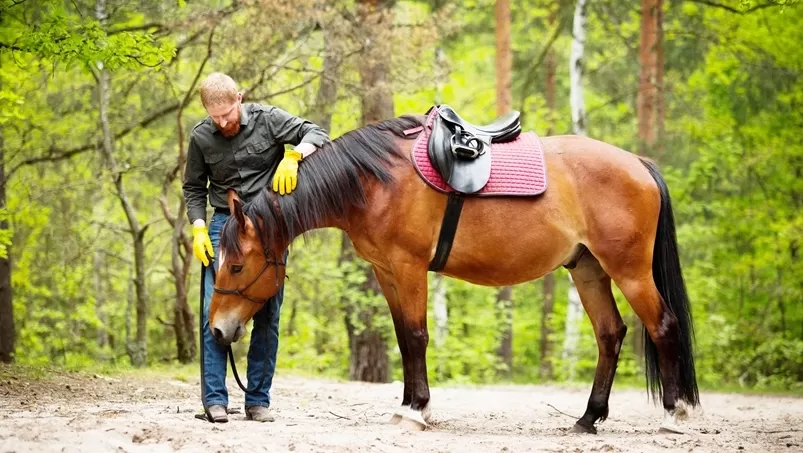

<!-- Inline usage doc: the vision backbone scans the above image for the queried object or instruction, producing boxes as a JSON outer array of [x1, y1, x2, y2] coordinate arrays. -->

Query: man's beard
[[217, 121, 240, 137], [216, 107, 241, 137]]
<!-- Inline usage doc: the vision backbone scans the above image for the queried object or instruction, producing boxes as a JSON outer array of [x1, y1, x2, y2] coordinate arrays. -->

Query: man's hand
[[272, 149, 303, 195], [192, 224, 214, 266]]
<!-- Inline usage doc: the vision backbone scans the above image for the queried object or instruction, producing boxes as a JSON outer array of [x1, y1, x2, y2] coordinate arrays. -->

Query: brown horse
[[209, 114, 699, 434]]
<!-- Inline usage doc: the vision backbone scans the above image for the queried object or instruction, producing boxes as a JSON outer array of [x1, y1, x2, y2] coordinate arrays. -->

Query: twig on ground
[[547, 403, 579, 419], [328, 411, 351, 420]]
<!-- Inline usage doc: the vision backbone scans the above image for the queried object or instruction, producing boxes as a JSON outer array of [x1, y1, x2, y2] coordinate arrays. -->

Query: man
[[182, 72, 329, 423]]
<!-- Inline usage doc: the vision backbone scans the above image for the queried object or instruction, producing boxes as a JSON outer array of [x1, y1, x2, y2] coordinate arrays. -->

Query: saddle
[[426, 104, 521, 193]]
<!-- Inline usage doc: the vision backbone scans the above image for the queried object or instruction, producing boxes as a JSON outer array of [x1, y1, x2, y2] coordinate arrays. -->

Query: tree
[[540, 1, 560, 381], [494, 0, 514, 378], [563, 0, 588, 380], [637, 0, 663, 156], [342, 0, 397, 383]]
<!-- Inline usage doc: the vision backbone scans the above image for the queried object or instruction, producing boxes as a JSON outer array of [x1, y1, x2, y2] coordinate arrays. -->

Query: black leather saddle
[[426, 105, 521, 193]]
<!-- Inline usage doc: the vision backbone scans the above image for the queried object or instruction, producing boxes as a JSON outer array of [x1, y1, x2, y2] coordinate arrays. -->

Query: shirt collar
[[239, 103, 250, 126]]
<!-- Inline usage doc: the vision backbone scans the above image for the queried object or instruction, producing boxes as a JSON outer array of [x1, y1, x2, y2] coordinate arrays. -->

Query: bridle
[[201, 247, 286, 408], [212, 249, 286, 305]]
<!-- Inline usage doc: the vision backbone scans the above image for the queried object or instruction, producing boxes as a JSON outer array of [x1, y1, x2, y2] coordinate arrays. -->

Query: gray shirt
[[182, 103, 329, 223]]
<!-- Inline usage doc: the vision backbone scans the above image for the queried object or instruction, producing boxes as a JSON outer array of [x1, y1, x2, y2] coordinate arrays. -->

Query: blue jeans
[[202, 212, 285, 409]]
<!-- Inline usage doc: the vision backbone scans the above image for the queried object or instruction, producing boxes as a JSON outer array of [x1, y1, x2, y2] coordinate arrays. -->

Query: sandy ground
[[0, 368, 800, 453]]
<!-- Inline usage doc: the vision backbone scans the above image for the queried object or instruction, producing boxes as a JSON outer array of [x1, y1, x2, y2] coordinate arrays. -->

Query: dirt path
[[0, 368, 800, 453]]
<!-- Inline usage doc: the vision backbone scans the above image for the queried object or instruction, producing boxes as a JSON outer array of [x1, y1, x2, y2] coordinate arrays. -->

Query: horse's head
[[209, 189, 287, 345]]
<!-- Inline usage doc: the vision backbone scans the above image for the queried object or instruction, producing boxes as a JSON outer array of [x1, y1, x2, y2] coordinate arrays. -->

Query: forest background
[[0, 0, 800, 394]]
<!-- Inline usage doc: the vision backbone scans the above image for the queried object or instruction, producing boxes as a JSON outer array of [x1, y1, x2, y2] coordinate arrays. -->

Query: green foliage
[[1, 0, 800, 395]]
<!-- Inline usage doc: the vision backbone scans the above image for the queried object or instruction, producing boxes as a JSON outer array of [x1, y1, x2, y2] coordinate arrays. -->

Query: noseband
[[213, 250, 286, 305]]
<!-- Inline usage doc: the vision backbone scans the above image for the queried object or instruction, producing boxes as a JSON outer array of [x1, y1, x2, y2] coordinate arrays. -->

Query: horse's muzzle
[[211, 319, 244, 345]]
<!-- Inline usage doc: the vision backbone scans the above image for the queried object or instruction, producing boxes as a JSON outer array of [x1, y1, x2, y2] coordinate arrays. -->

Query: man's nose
[[220, 120, 228, 128]]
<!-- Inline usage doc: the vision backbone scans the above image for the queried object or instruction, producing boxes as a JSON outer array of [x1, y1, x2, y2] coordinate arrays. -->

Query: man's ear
[[227, 188, 246, 234]]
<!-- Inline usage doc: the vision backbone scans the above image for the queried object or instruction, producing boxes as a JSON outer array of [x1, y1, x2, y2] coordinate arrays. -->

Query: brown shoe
[[207, 405, 229, 423], [245, 405, 275, 422]]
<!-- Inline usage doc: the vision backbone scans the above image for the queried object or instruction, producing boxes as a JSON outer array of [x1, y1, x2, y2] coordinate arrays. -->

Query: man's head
[[200, 72, 242, 137]]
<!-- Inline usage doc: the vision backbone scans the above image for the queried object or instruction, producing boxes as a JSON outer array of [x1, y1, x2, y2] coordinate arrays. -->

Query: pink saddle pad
[[410, 110, 547, 196]]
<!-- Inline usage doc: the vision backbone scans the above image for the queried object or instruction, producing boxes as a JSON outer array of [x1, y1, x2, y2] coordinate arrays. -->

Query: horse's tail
[[640, 158, 699, 407]]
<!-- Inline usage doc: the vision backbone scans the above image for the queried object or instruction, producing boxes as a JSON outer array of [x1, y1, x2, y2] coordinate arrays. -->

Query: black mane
[[219, 114, 425, 259]]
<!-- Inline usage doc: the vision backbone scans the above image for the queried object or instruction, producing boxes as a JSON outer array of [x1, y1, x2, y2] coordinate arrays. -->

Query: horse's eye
[[231, 264, 243, 274]]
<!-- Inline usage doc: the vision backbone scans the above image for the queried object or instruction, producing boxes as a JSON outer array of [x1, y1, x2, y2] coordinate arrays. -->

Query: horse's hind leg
[[614, 274, 693, 433], [567, 252, 627, 434]]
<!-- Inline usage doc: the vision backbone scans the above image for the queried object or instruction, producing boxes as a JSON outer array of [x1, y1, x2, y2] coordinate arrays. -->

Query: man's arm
[[182, 135, 209, 226], [268, 107, 330, 157]]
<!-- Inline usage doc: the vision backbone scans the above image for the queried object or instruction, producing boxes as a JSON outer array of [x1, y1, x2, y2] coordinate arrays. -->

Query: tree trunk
[[96, 0, 148, 367], [358, 0, 395, 125], [540, 273, 555, 380], [634, 0, 664, 367], [495, 0, 512, 117], [93, 249, 109, 350], [0, 130, 14, 364], [341, 232, 389, 382], [539, 2, 558, 382], [494, 0, 514, 377], [312, 19, 340, 133], [343, 0, 396, 383], [158, 31, 217, 364], [564, 0, 588, 380], [432, 274, 448, 374], [637, 0, 664, 157], [496, 285, 513, 377]]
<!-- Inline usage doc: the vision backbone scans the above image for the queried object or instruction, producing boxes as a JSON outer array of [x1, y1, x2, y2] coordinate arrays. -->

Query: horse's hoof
[[399, 411, 428, 432], [659, 401, 693, 434], [658, 420, 692, 435], [570, 422, 597, 434], [389, 406, 409, 424], [421, 403, 432, 423]]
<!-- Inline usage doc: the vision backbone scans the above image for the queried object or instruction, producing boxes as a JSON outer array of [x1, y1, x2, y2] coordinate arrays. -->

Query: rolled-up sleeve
[[268, 107, 330, 148], [182, 135, 209, 223]]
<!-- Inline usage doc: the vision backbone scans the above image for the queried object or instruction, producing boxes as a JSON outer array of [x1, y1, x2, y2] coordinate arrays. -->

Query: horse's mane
[[220, 114, 425, 258]]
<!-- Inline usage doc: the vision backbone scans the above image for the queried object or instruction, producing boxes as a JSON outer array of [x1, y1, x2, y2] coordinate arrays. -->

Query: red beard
[[217, 121, 240, 137]]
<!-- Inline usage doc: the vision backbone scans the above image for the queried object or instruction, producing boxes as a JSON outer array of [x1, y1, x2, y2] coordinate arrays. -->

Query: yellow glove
[[192, 224, 214, 267], [272, 149, 303, 195]]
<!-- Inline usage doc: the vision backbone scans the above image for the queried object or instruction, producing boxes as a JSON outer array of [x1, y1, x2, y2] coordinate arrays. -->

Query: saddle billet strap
[[429, 192, 465, 272]]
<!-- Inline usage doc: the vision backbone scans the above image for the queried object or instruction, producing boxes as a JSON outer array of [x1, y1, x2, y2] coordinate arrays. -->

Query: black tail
[[640, 159, 699, 407]]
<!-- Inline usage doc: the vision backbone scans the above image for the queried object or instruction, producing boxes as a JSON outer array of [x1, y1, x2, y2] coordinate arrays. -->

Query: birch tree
[[562, 0, 588, 380]]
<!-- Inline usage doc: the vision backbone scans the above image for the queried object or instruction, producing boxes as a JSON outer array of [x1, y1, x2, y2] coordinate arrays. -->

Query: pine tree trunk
[[338, 0, 396, 383], [495, 0, 514, 377], [539, 2, 558, 382], [637, 0, 664, 157], [312, 19, 340, 133], [540, 273, 555, 380], [341, 233, 389, 383], [496, 286, 514, 377]]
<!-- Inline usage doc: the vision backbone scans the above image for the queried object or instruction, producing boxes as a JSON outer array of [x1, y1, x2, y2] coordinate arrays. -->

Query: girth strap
[[429, 192, 465, 272]]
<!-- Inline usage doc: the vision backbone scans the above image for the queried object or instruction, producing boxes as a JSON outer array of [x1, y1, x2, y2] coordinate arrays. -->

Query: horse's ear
[[227, 188, 246, 234]]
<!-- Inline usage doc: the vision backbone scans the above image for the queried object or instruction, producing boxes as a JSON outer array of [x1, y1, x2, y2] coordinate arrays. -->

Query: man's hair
[[199, 72, 238, 108]]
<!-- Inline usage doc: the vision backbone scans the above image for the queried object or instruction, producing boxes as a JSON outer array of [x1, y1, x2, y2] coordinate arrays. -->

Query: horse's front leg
[[373, 266, 417, 425], [374, 264, 431, 431]]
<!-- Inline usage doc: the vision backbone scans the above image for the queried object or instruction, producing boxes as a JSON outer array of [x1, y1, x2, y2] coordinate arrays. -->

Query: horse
[[208, 112, 699, 434]]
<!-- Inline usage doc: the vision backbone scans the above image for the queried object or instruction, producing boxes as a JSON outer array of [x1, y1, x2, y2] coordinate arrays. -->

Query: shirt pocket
[[202, 150, 228, 180], [241, 140, 274, 170]]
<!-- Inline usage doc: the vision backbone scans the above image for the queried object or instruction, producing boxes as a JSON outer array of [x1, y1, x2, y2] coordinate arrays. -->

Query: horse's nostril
[[212, 327, 224, 342]]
